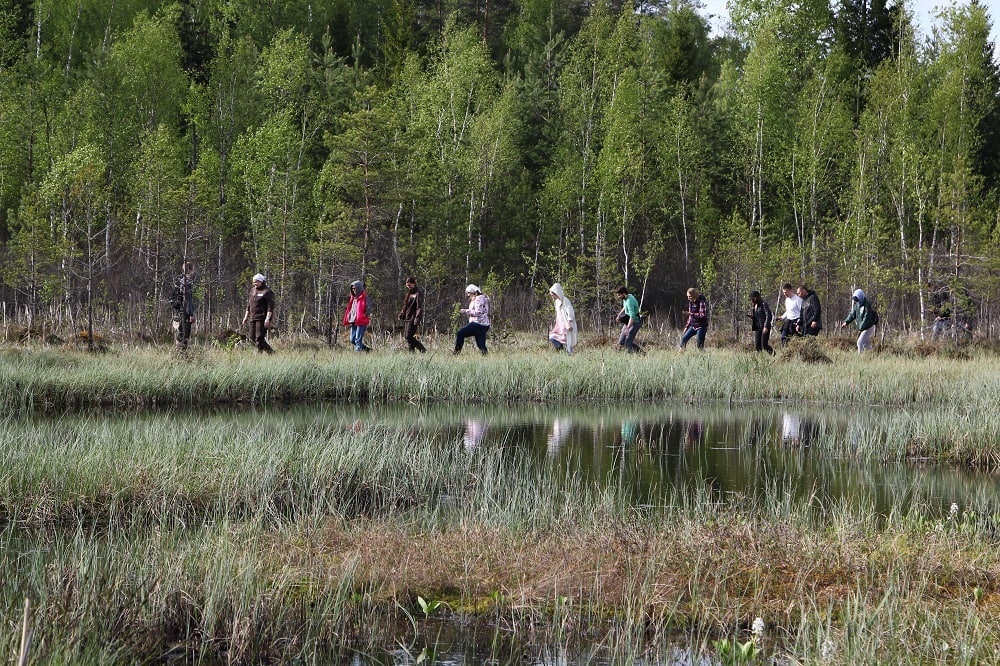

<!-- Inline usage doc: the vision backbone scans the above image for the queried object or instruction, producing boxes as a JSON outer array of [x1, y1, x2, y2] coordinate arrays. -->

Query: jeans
[[617, 319, 642, 353], [456, 322, 489, 354], [781, 318, 800, 345], [680, 326, 706, 349], [349, 324, 368, 351]]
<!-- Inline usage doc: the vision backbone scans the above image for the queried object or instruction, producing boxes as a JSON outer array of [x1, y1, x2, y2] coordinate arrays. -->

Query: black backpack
[[867, 302, 879, 326], [169, 278, 184, 311]]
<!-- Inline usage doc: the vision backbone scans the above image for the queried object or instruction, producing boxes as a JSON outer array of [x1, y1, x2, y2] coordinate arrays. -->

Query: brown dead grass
[[264, 515, 1000, 634]]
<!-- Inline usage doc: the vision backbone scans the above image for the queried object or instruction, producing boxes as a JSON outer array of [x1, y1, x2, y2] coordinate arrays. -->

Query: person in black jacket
[[397, 277, 426, 352], [796, 285, 822, 336], [172, 261, 196, 351], [748, 290, 774, 354]]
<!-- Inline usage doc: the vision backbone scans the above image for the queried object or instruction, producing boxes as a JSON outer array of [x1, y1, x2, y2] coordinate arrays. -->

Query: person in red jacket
[[343, 279, 371, 352]]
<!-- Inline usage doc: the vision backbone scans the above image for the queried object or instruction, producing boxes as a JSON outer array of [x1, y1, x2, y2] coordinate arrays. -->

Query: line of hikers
[[170, 261, 877, 355]]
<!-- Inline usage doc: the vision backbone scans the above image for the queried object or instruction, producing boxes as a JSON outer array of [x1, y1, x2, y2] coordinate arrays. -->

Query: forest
[[0, 0, 997, 343]]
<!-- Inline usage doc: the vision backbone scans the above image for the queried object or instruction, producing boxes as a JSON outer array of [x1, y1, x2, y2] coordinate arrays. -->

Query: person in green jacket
[[839, 288, 877, 353]]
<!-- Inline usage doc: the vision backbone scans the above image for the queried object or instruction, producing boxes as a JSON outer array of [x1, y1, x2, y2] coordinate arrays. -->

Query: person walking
[[548, 283, 577, 354], [242, 273, 275, 353], [748, 290, 774, 354], [679, 287, 709, 350], [343, 280, 372, 352], [171, 260, 196, 351], [397, 277, 426, 352], [615, 286, 644, 354], [840, 288, 878, 353], [455, 284, 490, 355], [776, 282, 803, 346], [797, 284, 822, 336]]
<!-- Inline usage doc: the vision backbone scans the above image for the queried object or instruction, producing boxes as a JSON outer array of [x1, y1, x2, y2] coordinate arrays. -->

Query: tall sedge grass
[[5, 344, 1000, 411], [3, 408, 1000, 663]]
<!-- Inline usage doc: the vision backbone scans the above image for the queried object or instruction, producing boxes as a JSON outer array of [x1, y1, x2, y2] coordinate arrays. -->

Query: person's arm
[[415, 290, 423, 323], [265, 292, 274, 327]]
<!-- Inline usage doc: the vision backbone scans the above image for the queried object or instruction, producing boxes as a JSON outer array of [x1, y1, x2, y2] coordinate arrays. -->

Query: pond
[[296, 401, 994, 519], [6, 401, 999, 664]]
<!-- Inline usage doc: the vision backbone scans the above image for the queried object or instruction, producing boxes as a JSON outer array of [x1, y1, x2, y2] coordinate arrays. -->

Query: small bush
[[779, 336, 831, 364]]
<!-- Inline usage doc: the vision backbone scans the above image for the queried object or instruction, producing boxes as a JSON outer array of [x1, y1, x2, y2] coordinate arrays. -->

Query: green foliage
[[0, 0, 998, 340]]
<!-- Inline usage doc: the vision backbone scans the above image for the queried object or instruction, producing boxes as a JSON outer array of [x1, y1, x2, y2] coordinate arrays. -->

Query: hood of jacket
[[351, 279, 365, 294]]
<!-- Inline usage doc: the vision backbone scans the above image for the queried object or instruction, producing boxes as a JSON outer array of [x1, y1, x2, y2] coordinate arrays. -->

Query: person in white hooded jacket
[[548, 283, 577, 354]]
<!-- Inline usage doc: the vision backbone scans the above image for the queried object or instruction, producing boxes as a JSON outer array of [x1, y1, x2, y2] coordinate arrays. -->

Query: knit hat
[[465, 284, 480, 294], [252, 273, 266, 283]]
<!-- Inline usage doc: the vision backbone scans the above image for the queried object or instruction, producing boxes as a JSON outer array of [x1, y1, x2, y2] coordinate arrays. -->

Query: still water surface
[[307, 401, 995, 518]]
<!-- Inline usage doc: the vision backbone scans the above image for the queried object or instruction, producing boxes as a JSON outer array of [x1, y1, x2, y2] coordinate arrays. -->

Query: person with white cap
[[242, 273, 275, 353], [839, 288, 878, 353], [455, 284, 490, 355]]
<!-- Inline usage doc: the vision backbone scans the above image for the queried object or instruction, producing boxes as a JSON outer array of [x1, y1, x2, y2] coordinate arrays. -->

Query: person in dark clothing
[[398, 277, 426, 352], [748, 290, 774, 354], [172, 261, 196, 351], [797, 285, 822, 336], [242, 273, 275, 353]]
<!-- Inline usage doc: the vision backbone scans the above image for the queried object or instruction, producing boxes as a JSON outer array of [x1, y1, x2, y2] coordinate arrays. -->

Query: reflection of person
[[748, 290, 774, 354], [547, 417, 572, 455], [620, 420, 638, 446], [776, 283, 803, 346], [172, 261, 196, 351], [685, 419, 703, 447], [343, 280, 372, 352], [464, 419, 486, 451], [455, 284, 490, 355], [781, 412, 801, 444], [548, 283, 577, 354], [242, 273, 275, 353], [615, 286, 643, 354], [797, 285, 822, 336], [397, 277, 426, 353], [839, 288, 877, 353], [679, 287, 709, 350]]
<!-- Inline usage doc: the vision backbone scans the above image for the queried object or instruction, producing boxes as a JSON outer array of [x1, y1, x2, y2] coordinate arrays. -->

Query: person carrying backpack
[[171, 261, 196, 351], [840, 288, 878, 353]]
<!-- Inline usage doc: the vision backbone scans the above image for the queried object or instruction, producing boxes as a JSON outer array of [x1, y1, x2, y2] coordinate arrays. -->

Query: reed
[[4, 344, 1000, 412], [2, 407, 1000, 663]]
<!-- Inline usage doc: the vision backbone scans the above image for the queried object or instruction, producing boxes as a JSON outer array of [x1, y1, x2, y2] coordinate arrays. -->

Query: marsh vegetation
[[3, 347, 1000, 664]]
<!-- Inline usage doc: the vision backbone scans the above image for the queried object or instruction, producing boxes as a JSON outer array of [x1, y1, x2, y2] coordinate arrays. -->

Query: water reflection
[[285, 401, 996, 519], [21, 402, 1000, 519], [463, 418, 487, 452]]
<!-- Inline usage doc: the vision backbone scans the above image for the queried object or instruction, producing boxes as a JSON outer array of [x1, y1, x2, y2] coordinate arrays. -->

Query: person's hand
[[264, 315, 272, 329], [397, 313, 403, 320], [241, 315, 248, 326], [763, 326, 769, 334], [839, 322, 846, 330], [189, 315, 195, 323]]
